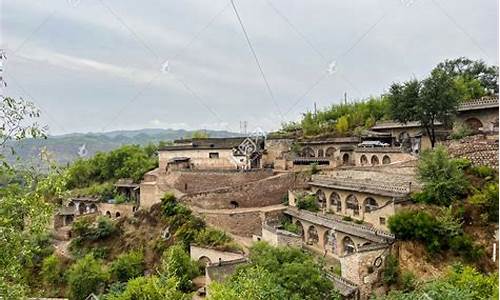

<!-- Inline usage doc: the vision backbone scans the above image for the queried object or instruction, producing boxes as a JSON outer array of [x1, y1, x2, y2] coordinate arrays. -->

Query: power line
[[230, 0, 284, 122]]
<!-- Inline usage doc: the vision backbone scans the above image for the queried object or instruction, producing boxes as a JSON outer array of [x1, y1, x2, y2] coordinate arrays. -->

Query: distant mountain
[[4, 128, 241, 167]]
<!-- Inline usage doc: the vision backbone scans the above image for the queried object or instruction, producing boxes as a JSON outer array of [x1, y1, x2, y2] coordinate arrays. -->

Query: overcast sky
[[1, 0, 498, 135]]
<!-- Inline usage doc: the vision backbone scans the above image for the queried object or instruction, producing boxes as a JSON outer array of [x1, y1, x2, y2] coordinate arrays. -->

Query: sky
[[1, 0, 498, 135]]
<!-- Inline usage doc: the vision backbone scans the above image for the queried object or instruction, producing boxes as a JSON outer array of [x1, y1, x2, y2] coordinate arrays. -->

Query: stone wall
[[263, 138, 294, 166], [444, 134, 499, 169], [341, 248, 388, 300], [182, 172, 308, 210], [159, 148, 241, 171], [262, 224, 302, 247], [198, 210, 263, 237], [164, 169, 273, 194], [353, 150, 415, 167], [190, 245, 244, 265], [98, 203, 135, 218]]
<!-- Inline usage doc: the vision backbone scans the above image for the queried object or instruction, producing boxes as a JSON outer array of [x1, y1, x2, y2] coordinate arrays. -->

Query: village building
[[370, 96, 499, 153]]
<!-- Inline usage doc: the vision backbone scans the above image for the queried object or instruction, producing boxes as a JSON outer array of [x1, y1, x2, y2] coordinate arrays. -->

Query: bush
[[95, 216, 117, 239], [160, 244, 200, 292], [400, 271, 417, 292], [110, 250, 145, 283], [281, 221, 301, 235], [106, 276, 190, 300], [450, 121, 473, 140], [388, 211, 441, 253], [417, 146, 468, 206], [469, 182, 499, 222], [296, 194, 320, 212], [470, 165, 497, 179], [41, 254, 65, 286], [383, 255, 399, 286], [67, 254, 109, 300]]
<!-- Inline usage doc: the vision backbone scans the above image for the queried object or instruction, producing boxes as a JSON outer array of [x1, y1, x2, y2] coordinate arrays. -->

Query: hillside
[[3, 128, 240, 167]]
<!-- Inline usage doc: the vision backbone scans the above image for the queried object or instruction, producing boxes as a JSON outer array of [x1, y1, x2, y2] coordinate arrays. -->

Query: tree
[[191, 130, 209, 139], [335, 115, 349, 135], [219, 242, 342, 300], [388, 70, 460, 148], [110, 250, 145, 283], [67, 254, 109, 300], [106, 276, 190, 300], [435, 57, 499, 94], [209, 266, 287, 300], [416, 146, 468, 205], [160, 244, 199, 292]]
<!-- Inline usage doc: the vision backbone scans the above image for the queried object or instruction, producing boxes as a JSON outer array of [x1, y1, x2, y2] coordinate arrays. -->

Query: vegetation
[[105, 276, 190, 300], [67, 254, 109, 299], [110, 250, 145, 283], [377, 264, 498, 300], [160, 244, 200, 292], [296, 194, 320, 212], [415, 146, 468, 206], [209, 242, 341, 300]]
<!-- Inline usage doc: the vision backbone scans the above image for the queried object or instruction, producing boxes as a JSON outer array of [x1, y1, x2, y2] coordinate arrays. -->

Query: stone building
[[158, 137, 264, 171], [370, 96, 499, 153]]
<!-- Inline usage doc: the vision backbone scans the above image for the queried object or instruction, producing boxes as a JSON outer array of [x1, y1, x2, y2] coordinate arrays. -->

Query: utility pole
[[313, 102, 317, 117], [344, 92, 347, 105]]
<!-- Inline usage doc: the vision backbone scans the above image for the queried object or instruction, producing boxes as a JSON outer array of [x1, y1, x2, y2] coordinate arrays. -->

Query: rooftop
[[310, 174, 414, 197], [160, 137, 251, 151]]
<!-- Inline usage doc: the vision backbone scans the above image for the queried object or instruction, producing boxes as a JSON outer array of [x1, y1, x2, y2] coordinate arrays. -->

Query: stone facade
[[353, 148, 416, 167], [182, 172, 306, 210], [261, 223, 302, 247], [97, 203, 135, 218], [190, 245, 244, 265]]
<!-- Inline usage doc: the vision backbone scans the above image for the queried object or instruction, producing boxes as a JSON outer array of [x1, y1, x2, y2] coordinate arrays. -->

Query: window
[[379, 217, 386, 225], [209, 152, 219, 159]]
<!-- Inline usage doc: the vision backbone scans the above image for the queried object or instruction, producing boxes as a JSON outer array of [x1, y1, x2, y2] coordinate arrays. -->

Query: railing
[[312, 175, 412, 194], [459, 96, 499, 110], [286, 207, 395, 240]]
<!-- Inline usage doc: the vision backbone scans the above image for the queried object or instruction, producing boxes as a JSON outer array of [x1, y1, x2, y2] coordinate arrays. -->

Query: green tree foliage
[[41, 254, 66, 287], [106, 276, 189, 300], [434, 57, 499, 94], [416, 146, 468, 206], [110, 250, 145, 283], [296, 194, 320, 212], [65, 144, 158, 189], [469, 182, 499, 223], [211, 242, 341, 300], [191, 130, 210, 139], [388, 210, 482, 259], [377, 264, 498, 300], [160, 244, 200, 292], [67, 254, 109, 300], [388, 69, 460, 148], [209, 266, 288, 300], [71, 216, 118, 242], [383, 255, 400, 286], [296, 97, 390, 137]]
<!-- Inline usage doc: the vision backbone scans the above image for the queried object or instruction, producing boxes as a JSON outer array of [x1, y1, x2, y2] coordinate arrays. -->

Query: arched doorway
[[115, 212, 121, 218], [330, 192, 341, 212], [360, 155, 368, 165], [342, 236, 356, 255], [346, 194, 359, 216], [364, 198, 379, 213], [316, 190, 326, 209], [294, 220, 304, 240], [229, 201, 239, 209], [382, 155, 391, 165], [342, 153, 350, 165], [78, 203, 85, 215], [307, 225, 319, 246], [325, 147, 336, 158], [89, 203, 97, 213], [317, 149, 324, 157], [106, 211, 111, 217], [465, 117, 483, 131], [198, 256, 212, 266], [371, 155, 379, 165], [302, 147, 315, 158], [324, 230, 337, 254]]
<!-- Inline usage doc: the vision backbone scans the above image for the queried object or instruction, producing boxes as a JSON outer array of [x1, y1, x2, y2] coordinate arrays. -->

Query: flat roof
[[160, 137, 249, 151]]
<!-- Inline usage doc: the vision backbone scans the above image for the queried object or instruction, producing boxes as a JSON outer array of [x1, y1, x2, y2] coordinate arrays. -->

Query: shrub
[[400, 271, 417, 292], [110, 250, 145, 283], [417, 146, 468, 206], [310, 162, 319, 175], [95, 216, 117, 239], [469, 165, 497, 179], [41, 254, 65, 286], [450, 121, 473, 140], [469, 182, 499, 222], [296, 194, 319, 212], [106, 276, 190, 300], [388, 211, 441, 253], [160, 244, 200, 292], [281, 222, 301, 235], [383, 255, 399, 286], [67, 254, 109, 300]]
